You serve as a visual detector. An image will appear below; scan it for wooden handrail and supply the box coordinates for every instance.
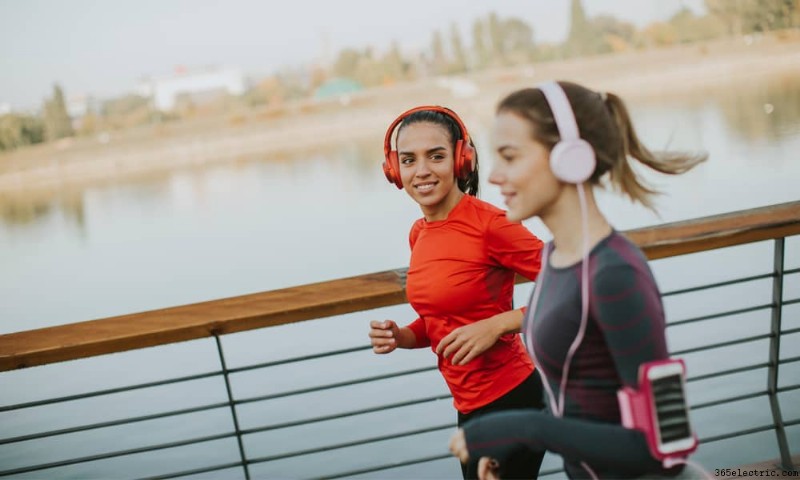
[1,201,798,372]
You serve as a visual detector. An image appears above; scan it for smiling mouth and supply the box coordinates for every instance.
[414,181,438,193]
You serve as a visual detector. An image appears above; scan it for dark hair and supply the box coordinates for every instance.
[497,81,707,210]
[396,109,480,196]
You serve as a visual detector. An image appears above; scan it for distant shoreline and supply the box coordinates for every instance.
[1,33,799,195]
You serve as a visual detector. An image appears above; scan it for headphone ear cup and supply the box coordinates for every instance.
[453,139,464,179]
[383,151,403,188]
[550,139,596,184]
[453,139,476,179]
[462,142,476,178]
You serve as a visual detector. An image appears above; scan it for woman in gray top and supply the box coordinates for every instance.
[448,81,706,479]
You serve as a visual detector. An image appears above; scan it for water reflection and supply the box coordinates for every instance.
[0,137,384,234]
[0,190,85,231]
[663,73,800,143]
[717,74,800,141]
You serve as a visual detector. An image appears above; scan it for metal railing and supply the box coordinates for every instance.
[1,201,798,479]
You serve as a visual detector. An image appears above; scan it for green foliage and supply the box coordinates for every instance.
[566,0,597,56]
[383,41,407,82]
[449,24,468,73]
[0,113,45,151]
[470,13,536,67]
[431,30,446,73]
[471,19,489,70]
[100,94,153,129]
[668,8,726,44]
[487,12,504,65]
[333,48,362,79]
[705,0,798,34]
[353,48,384,87]
[101,94,149,117]
[43,84,74,141]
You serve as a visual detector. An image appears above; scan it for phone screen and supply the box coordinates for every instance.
[651,373,692,445]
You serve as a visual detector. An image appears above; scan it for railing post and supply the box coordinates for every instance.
[767,237,794,471]
[215,335,251,480]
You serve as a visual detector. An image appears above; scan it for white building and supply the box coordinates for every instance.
[66,94,95,119]
[137,66,246,111]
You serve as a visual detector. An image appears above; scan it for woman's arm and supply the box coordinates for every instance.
[456,409,660,478]
[436,309,523,365]
[486,212,544,281]
[591,261,669,386]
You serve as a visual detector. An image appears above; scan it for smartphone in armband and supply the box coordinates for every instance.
[617,359,698,464]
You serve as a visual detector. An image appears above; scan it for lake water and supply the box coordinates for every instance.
[1,73,799,479]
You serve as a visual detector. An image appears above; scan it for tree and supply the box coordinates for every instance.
[566,0,590,56]
[488,12,505,65]
[638,21,679,47]
[431,29,447,74]
[500,18,536,64]
[382,41,406,83]
[705,0,798,34]
[667,7,726,43]
[592,15,636,46]
[100,94,152,129]
[0,113,45,151]
[333,48,362,79]
[449,23,468,73]
[565,0,611,56]
[472,19,489,69]
[354,48,383,86]
[43,84,74,141]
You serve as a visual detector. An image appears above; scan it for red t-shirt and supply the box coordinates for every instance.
[405,194,543,414]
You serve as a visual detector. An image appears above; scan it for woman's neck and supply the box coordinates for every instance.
[541,184,612,268]
[422,188,465,222]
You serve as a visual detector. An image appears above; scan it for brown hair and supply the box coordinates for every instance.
[496,81,707,210]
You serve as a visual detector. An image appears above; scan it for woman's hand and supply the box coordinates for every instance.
[449,428,469,463]
[368,320,400,354]
[436,318,502,365]
[436,309,523,365]
[450,429,500,480]
[478,457,501,480]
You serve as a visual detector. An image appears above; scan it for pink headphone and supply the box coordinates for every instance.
[537,81,596,184]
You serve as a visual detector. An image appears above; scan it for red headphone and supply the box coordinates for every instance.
[382,105,476,189]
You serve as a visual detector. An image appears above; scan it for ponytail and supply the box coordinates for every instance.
[604,92,707,210]
[497,82,707,212]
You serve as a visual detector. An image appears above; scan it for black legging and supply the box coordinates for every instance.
[457,371,546,480]
[462,409,679,479]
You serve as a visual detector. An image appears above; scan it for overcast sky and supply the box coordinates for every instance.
[0,0,704,110]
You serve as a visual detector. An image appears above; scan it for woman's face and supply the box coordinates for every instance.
[396,121,461,214]
[489,111,561,222]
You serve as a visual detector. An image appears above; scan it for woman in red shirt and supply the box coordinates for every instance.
[368,106,546,479]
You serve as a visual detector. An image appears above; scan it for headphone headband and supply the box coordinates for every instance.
[383,105,471,158]
[535,81,596,185]
[537,81,580,141]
